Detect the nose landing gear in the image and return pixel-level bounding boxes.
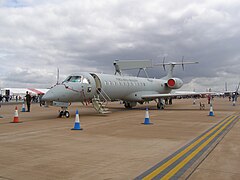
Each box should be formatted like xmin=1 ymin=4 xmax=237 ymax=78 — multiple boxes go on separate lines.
xmin=58 ymin=107 xmax=70 ymax=118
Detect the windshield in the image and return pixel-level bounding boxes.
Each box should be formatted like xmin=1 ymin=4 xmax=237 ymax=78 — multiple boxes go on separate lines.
xmin=63 ymin=76 xmax=81 ymax=83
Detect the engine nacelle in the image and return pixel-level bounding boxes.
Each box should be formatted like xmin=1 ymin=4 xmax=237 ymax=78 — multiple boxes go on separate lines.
xmin=167 ymin=78 xmax=183 ymax=89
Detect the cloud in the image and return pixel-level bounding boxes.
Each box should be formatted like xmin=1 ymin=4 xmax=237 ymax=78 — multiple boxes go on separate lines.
xmin=0 ymin=0 xmax=239 ymax=91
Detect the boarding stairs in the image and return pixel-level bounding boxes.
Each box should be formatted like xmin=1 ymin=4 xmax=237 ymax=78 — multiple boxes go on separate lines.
xmin=92 ymin=89 xmax=111 ymax=114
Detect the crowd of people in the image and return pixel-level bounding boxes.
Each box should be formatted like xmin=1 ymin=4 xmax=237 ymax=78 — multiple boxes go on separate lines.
xmin=0 ymin=91 xmax=45 ymax=112
xmin=0 ymin=93 xmax=41 ymax=103
xmin=0 ymin=94 xmax=11 ymax=102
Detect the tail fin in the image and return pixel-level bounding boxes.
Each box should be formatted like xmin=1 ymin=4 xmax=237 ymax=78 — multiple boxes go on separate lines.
xmin=236 ymin=82 xmax=240 ymax=93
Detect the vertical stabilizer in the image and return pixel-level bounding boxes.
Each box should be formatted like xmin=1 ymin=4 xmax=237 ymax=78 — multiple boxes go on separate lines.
xmin=166 ymin=63 xmax=175 ymax=79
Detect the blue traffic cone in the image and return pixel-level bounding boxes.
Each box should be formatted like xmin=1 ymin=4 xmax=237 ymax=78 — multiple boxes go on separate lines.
xmin=142 ymin=108 xmax=152 ymax=125
xmin=21 ymin=103 xmax=26 ymax=112
xmin=209 ymin=104 xmax=214 ymax=116
xmin=71 ymin=109 xmax=83 ymax=130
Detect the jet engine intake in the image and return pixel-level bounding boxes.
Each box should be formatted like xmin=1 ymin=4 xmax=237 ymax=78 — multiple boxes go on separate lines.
xmin=167 ymin=78 xmax=183 ymax=89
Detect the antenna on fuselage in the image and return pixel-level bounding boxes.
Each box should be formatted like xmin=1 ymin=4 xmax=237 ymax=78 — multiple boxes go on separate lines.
xmin=56 ymin=68 xmax=60 ymax=85
xmin=225 ymin=82 xmax=228 ymax=91
xmin=181 ymin=56 xmax=184 ymax=70
xmin=162 ymin=56 xmax=166 ymax=71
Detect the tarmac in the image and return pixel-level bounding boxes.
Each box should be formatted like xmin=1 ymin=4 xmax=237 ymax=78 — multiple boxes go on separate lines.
xmin=0 ymin=98 xmax=239 ymax=180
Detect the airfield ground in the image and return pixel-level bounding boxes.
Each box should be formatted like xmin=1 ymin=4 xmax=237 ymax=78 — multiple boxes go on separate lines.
xmin=0 ymin=98 xmax=239 ymax=180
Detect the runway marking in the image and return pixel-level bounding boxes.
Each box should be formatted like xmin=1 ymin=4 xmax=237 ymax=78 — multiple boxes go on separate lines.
xmin=135 ymin=115 xmax=239 ymax=180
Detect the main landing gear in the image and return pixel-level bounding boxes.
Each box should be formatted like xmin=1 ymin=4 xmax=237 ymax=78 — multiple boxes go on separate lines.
xmin=157 ymin=98 xmax=164 ymax=110
xmin=157 ymin=102 xmax=164 ymax=109
xmin=58 ymin=107 xmax=70 ymax=118
xmin=124 ymin=101 xmax=137 ymax=109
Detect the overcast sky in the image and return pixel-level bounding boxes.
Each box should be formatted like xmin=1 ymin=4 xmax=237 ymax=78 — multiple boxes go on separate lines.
xmin=0 ymin=0 xmax=240 ymax=92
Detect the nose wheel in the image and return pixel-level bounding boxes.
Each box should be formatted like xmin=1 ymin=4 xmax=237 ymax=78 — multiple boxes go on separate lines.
xmin=58 ymin=107 xmax=70 ymax=118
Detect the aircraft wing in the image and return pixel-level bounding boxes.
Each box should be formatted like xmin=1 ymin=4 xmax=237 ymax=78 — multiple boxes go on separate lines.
xmin=141 ymin=91 xmax=216 ymax=100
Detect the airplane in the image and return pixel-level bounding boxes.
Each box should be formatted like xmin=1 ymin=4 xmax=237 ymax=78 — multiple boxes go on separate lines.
xmin=42 ymin=60 xmax=212 ymax=118
xmin=223 ymin=82 xmax=239 ymax=106
xmin=223 ymin=82 xmax=239 ymax=98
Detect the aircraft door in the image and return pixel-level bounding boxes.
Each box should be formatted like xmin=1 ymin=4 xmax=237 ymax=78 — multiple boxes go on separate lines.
xmin=82 ymin=77 xmax=92 ymax=93
xmin=78 ymin=77 xmax=92 ymax=102
xmin=90 ymin=73 xmax=102 ymax=93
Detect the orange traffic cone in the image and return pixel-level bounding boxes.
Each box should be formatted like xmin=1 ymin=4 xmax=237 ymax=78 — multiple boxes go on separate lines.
xmin=12 ymin=106 xmax=21 ymax=123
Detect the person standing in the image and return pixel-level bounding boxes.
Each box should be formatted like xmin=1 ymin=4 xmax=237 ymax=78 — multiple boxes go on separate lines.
xmin=25 ymin=91 xmax=32 ymax=112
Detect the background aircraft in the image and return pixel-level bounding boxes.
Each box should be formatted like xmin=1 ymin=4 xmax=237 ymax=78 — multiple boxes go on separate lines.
xmin=223 ymin=82 xmax=239 ymax=105
xmin=42 ymin=60 xmax=212 ymax=118
xmin=222 ymin=82 xmax=239 ymax=99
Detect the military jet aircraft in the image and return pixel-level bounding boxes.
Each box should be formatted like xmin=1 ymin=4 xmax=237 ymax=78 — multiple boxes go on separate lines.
xmin=42 ymin=60 xmax=211 ymax=118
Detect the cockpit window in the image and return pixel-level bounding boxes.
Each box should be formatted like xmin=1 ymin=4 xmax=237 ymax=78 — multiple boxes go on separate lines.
xmin=63 ymin=76 xmax=81 ymax=83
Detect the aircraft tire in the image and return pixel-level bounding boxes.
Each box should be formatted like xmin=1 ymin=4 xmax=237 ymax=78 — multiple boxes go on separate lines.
xmin=157 ymin=102 xmax=164 ymax=110
xmin=65 ymin=111 xmax=70 ymax=118
xmin=124 ymin=102 xmax=132 ymax=109
xmin=58 ymin=111 xmax=64 ymax=118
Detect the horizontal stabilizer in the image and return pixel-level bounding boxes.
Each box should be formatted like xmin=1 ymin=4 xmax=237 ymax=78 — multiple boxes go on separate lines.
xmin=155 ymin=61 xmax=198 ymax=66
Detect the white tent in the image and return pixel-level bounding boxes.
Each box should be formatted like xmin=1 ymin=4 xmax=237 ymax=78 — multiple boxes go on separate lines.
xmin=1 ymin=88 xmax=49 ymax=96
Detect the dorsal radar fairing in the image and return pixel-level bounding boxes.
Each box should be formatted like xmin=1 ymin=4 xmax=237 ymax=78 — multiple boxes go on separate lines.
xmin=113 ymin=60 xmax=153 ymax=75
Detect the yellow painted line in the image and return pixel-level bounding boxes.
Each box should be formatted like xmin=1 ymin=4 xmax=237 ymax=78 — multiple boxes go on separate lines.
xmin=142 ymin=115 xmax=235 ymax=180
xmin=162 ymin=116 xmax=235 ymax=179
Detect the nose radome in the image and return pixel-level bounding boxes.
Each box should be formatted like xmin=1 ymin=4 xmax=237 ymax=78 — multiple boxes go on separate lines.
xmin=42 ymin=89 xmax=53 ymax=101
xmin=42 ymin=85 xmax=60 ymax=101
xmin=42 ymin=84 xmax=68 ymax=102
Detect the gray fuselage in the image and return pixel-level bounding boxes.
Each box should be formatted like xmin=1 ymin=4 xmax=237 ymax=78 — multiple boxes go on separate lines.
xmin=42 ymin=72 xmax=176 ymax=103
